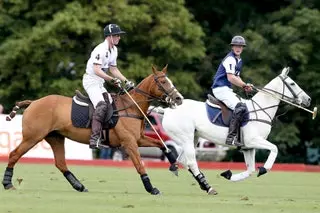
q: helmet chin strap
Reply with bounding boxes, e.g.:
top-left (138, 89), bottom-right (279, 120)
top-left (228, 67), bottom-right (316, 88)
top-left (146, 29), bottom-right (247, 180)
top-left (109, 35), bottom-right (119, 47)
top-left (110, 35), bottom-right (114, 46)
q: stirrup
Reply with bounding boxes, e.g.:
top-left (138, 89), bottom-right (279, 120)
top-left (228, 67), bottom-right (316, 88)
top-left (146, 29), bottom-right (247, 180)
top-left (226, 137), bottom-right (243, 147)
top-left (225, 136), bottom-right (236, 146)
top-left (89, 138), bottom-right (109, 149)
top-left (234, 140), bottom-right (244, 147)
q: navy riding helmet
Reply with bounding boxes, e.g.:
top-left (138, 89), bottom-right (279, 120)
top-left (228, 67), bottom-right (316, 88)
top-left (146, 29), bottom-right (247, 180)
top-left (103, 24), bottom-right (126, 37)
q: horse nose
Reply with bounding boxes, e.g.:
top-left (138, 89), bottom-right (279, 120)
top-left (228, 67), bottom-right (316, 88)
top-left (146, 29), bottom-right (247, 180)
top-left (175, 95), bottom-right (183, 105)
top-left (304, 97), bottom-right (311, 107)
top-left (307, 97), bottom-right (311, 106)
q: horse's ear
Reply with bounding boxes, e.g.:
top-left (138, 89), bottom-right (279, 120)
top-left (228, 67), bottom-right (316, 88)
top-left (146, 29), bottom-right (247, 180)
top-left (152, 64), bottom-right (157, 74)
top-left (281, 67), bottom-right (290, 77)
top-left (162, 64), bottom-right (168, 74)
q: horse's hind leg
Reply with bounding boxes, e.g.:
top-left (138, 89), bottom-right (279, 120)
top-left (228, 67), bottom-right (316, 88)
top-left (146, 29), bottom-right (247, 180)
top-left (2, 137), bottom-right (40, 190)
top-left (45, 134), bottom-right (88, 192)
top-left (167, 131), bottom-right (217, 195)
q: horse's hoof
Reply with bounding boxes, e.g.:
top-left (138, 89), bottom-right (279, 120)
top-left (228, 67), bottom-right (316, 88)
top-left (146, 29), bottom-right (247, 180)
top-left (257, 167), bottom-right (267, 177)
top-left (4, 185), bottom-right (16, 190)
top-left (220, 170), bottom-right (232, 180)
top-left (3, 183), bottom-right (15, 190)
top-left (82, 188), bottom-right (89, 192)
top-left (150, 187), bottom-right (161, 195)
top-left (207, 187), bottom-right (218, 195)
top-left (169, 164), bottom-right (179, 176)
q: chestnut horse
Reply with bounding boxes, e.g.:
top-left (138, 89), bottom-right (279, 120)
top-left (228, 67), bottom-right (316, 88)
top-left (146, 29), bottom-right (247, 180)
top-left (2, 65), bottom-right (183, 195)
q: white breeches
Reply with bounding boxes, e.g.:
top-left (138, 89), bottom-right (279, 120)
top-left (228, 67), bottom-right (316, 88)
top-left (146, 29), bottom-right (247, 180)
top-left (82, 74), bottom-right (111, 108)
top-left (212, 86), bottom-right (240, 110)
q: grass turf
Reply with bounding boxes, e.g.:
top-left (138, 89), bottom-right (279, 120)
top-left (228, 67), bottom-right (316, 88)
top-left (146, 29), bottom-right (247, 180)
top-left (0, 163), bottom-right (319, 213)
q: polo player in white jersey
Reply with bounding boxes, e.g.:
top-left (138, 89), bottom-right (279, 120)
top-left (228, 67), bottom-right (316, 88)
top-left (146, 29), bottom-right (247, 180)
top-left (211, 35), bottom-right (253, 146)
top-left (82, 23), bottom-right (135, 149)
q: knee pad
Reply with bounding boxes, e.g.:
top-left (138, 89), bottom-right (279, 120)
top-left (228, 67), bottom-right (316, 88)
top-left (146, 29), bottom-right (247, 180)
top-left (234, 102), bottom-right (247, 115)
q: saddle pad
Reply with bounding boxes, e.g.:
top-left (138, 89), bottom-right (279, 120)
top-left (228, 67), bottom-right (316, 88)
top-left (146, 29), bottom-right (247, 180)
top-left (205, 103), bottom-right (229, 127)
top-left (71, 100), bottom-right (90, 128)
top-left (205, 103), bottom-right (249, 127)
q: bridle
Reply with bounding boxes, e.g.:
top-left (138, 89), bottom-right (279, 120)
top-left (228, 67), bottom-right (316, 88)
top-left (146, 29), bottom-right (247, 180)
top-left (134, 74), bottom-right (177, 104)
top-left (248, 75), bottom-right (301, 125)
top-left (114, 74), bottom-right (178, 118)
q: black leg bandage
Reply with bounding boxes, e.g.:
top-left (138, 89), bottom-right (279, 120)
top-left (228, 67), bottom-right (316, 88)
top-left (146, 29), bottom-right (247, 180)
top-left (140, 174), bottom-right (153, 193)
top-left (2, 167), bottom-right (13, 189)
top-left (63, 171), bottom-right (86, 192)
top-left (161, 147), bottom-right (177, 164)
top-left (189, 169), bottom-right (211, 192)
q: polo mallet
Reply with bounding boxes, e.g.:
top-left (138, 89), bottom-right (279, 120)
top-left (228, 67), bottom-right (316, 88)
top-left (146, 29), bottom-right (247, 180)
top-left (120, 84), bottom-right (170, 153)
top-left (252, 86), bottom-right (317, 120)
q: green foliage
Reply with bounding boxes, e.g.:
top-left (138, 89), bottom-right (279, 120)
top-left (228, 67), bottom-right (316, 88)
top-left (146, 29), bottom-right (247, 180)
top-left (0, 0), bottom-right (205, 109)
top-left (1, 0), bottom-right (319, 161)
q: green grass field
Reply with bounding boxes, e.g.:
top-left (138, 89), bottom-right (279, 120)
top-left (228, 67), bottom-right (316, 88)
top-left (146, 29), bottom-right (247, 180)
top-left (0, 163), bottom-right (319, 213)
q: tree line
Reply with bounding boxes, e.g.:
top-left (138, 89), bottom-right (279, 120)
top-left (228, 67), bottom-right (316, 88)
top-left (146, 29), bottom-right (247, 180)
top-left (1, 0), bottom-right (319, 163)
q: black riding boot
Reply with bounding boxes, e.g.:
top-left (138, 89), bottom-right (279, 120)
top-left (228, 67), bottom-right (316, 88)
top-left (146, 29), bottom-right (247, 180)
top-left (89, 101), bottom-right (108, 149)
top-left (225, 114), bottom-right (240, 145)
top-left (226, 103), bottom-right (247, 146)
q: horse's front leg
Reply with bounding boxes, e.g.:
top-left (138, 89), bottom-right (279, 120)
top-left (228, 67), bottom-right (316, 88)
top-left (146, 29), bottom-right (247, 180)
top-left (138, 136), bottom-right (179, 175)
top-left (181, 142), bottom-right (217, 195)
top-left (123, 138), bottom-right (160, 195)
top-left (220, 148), bottom-right (256, 181)
top-left (251, 136), bottom-right (278, 176)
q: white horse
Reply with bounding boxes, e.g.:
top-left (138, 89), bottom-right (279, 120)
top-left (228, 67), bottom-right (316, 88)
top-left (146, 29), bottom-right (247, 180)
top-left (162, 67), bottom-right (312, 195)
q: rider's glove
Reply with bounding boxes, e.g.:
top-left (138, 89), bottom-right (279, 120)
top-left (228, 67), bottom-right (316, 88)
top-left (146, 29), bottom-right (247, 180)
top-left (124, 79), bottom-right (135, 90)
top-left (111, 78), bottom-right (122, 88)
top-left (243, 83), bottom-right (253, 93)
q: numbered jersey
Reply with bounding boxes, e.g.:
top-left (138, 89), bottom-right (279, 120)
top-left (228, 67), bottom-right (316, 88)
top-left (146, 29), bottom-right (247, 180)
top-left (211, 51), bottom-right (243, 89)
top-left (85, 40), bottom-right (118, 75)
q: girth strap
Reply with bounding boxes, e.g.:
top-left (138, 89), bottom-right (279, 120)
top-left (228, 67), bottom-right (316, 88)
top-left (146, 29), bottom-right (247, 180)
top-left (248, 119), bottom-right (272, 125)
top-left (118, 114), bottom-right (144, 120)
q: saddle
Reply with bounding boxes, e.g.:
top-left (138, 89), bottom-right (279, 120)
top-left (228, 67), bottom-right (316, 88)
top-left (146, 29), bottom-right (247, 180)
top-left (71, 90), bottom-right (119, 147)
top-left (206, 94), bottom-right (232, 125)
top-left (71, 90), bottom-right (119, 128)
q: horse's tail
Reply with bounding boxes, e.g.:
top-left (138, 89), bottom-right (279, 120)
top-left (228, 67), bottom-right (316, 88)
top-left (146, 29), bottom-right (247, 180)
top-left (6, 100), bottom-right (33, 121)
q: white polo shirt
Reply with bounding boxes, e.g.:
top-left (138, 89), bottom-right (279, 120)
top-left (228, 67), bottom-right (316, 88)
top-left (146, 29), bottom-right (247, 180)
top-left (85, 39), bottom-right (118, 76)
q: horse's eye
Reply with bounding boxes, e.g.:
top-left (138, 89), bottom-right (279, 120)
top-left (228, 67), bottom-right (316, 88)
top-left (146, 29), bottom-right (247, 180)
top-left (290, 82), bottom-right (295, 86)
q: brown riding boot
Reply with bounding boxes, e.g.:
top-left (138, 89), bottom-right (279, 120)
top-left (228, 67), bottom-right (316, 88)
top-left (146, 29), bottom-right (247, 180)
top-left (89, 118), bottom-right (102, 149)
top-left (89, 101), bottom-right (108, 149)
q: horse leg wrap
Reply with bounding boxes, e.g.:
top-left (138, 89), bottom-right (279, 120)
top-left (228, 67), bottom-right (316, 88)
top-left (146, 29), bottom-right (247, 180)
top-left (63, 171), bottom-right (86, 192)
top-left (191, 170), bottom-right (212, 192)
top-left (2, 167), bottom-right (14, 189)
top-left (141, 174), bottom-right (154, 193)
top-left (161, 147), bottom-right (176, 164)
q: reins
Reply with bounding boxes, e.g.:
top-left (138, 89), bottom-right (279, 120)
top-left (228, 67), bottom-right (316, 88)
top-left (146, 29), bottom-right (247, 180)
top-left (112, 74), bottom-right (174, 120)
top-left (246, 76), bottom-right (302, 125)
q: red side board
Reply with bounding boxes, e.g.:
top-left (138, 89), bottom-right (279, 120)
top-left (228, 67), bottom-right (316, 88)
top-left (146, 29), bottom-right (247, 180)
top-left (0, 156), bottom-right (319, 172)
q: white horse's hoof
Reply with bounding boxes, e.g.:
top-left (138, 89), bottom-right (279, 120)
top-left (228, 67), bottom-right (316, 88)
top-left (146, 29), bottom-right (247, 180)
top-left (220, 170), bottom-right (232, 180)
top-left (257, 167), bottom-right (267, 177)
